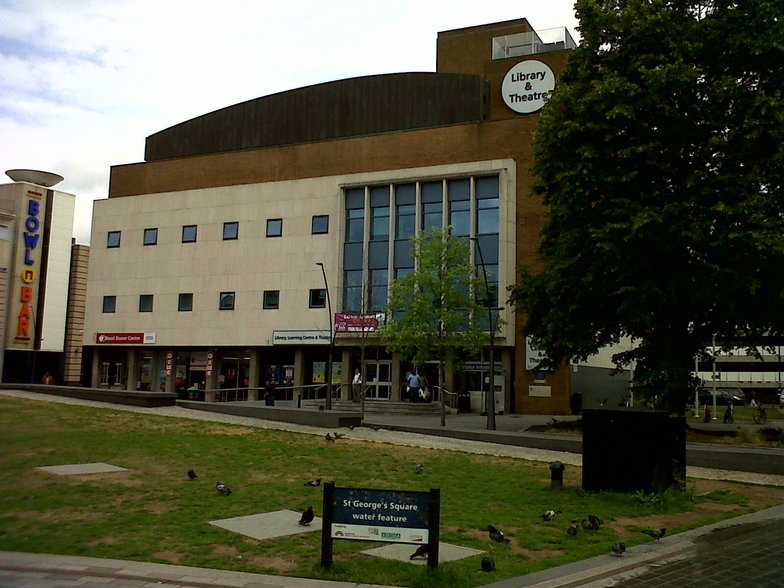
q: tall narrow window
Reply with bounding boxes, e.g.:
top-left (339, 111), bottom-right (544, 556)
top-left (343, 188), bottom-right (365, 312)
top-left (143, 228), bottom-right (158, 246)
top-left (420, 181), bottom-right (443, 231)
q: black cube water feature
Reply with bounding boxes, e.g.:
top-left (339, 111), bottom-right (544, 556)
top-left (582, 408), bottom-right (685, 494)
top-left (549, 461), bottom-right (565, 489)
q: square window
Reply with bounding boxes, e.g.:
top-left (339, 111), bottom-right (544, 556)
top-left (223, 221), bottom-right (239, 240)
top-left (143, 228), bottom-right (158, 246)
top-left (103, 295), bottom-right (116, 313)
top-left (178, 293), bottom-right (193, 312)
top-left (312, 215), bottom-right (329, 234)
top-left (182, 225), bottom-right (197, 243)
top-left (219, 291), bottom-right (235, 310)
top-left (139, 294), bottom-right (153, 312)
top-left (266, 218), bottom-right (283, 237)
top-left (263, 290), bottom-right (279, 309)
top-left (107, 231), bottom-right (121, 248)
top-left (309, 288), bottom-right (326, 308)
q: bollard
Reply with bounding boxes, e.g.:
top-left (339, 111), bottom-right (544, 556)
top-left (550, 461), bottom-right (565, 489)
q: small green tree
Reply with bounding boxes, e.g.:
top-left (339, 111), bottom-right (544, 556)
top-left (380, 227), bottom-right (486, 423)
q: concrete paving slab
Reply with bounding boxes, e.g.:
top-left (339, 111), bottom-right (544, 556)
top-left (360, 541), bottom-right (484, 565)
top-left (210, 509), bottom-right (322, 541)
top-left (35, 462), bottom-right (129, 475)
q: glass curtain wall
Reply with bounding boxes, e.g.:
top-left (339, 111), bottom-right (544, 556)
top-left (342, 175), bottom-right (500, 316)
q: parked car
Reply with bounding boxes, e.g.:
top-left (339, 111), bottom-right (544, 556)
top-left (697, 388), bottom-right (745, 406)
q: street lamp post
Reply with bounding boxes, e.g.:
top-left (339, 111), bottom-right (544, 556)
top-left (316, 262), bottom-right (334, 411)
top-left (471, 237), bottom-right (497, 431)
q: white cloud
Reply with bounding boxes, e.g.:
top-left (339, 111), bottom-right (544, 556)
top-left (0, 0), bottom-right (579, 245)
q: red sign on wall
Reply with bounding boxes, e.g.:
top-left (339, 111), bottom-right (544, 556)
top-left (96, 333), bottom-right (145, 344)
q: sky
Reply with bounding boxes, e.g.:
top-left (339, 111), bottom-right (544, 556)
top-left (0, 0), bottom-right (579, 245)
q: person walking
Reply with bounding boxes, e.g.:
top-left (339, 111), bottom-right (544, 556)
top-left (407, 369), bottom-right (421, 403)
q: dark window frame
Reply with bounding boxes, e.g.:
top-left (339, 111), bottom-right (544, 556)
top-left (219, 291), bottom-right (235, 310)
top-left (178, 293), bottom-right (193, 312)
top-left (143, 227), bottom-right (158, 246)
top-left (102, 295), bottom-right (116, 313)
top-left (266, 218), bottom-right (283, 237)
top-left (107, 231), bottom-right (121, 248)
top-left (182, 225), bottom-right (197, 243)
top-left (263, 290), bottom-right (280, 309)
top-left (309, 288), bottom-right (327, 308)
top-left (223, 221), bottom-right (239, 240)
top-left (311, 215), bottom-right (329, 234)
top-left (139, 294), bottom-right (153, 313)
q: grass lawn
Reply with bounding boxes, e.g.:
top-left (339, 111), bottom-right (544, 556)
top-left (2, 396), bottom-right (784, 588)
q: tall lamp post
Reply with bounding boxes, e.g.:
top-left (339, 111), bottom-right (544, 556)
top-left (316, 262), bottom-right (334, 411)
top-left (471, 237), bottom-right (498, 431)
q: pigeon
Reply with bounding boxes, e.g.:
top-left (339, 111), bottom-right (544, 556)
top-left (325, 433), bottom-right (335, 442)
top-left (216, 481), bottom-right (232, 496)
top-left (487, 525), bottom-right (511, 544)
top-left (298, 506), bottom-right (315, 526)
top-left (611, 541), bottom-right (626, 556)
top-left (539, 509), bottom-right (561, 521)
top-left (642, 528), bottom-right (666, 541)
top-left (304, 478), bottom-right (321, 487)
top-left (333, 432), bottom-right (345, 439)
top-left (588, 514), bottom-right (603, 528)
top-left (481, 556), bottom-right (495, 572)
top-left (187, 469), bottom-right (198, 480)
top-left (567, 523), bottom-right (579, 536)
top-left (409, 544), bottom-right (429, 560)
top-left (415, 463), bottom-right (424, 475)
top-left (581, 518), bottom-right (599, 531)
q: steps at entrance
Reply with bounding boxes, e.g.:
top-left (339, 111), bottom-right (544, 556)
top-left (317, 400), bottom-right (451, 415)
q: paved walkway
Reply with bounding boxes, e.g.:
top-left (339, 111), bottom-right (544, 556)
top-left (1, 390), bottom-right (783, 587)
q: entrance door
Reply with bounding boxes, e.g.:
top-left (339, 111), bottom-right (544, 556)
top-left (364, 361), bottom-right (391, 400)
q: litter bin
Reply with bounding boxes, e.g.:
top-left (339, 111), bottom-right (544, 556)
top-left (458, 392), bottom-right (471, 413)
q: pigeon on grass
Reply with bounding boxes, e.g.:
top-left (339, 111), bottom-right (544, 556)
top-left (415, 463), bottom-right (424, 475)
top-left (611, 541), bottom-right (626, 556)
top-left (567, 523), bottom-right (579, 536)
top-left (539, 509), bottom-right (561, 521)
top-left (304, 478), bottom-right (321, 487)
top-left (581, 518), bottom-right (600, 531)
top-left (409, 544), bottom-right (428, 560)
top-left (487, 525), bottom-right (511, 544)
top-left (187, 469), bottom-right (198, 480)
top-left (216, 482), bottom-right (232, 496)
top-left (299, 506), bottom-right (315, 526)
top-left (588, 514), bottom-right (603, 528)
top-left (325, 433), bottom-right (335, 442)
top-left (481, 556), bottom-right (495, 571)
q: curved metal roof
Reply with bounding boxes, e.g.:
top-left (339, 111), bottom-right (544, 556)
top-left (144, 72), bottom-right (489, 161)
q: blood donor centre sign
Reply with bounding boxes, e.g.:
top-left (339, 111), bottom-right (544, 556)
top-left (501, 60), bottom-right (555, 114)
top-left (321, 484), bottom-right (441, 568)
top-left (96, 332), bottom-right (156, 344)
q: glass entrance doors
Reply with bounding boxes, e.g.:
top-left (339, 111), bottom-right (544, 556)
top-left (363, 361), bottom-right (391, 399)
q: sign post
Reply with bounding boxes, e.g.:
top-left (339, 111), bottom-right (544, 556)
top-left (321, 482), bottom-right (440, 568)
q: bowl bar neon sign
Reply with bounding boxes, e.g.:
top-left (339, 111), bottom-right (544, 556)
top-left (15, 189), bottom-right (43, 345)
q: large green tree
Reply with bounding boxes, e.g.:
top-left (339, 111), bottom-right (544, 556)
top-left (510, 0), bottom-right (784, 413)
top-left (380, 227), bottom-right (486, 420)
